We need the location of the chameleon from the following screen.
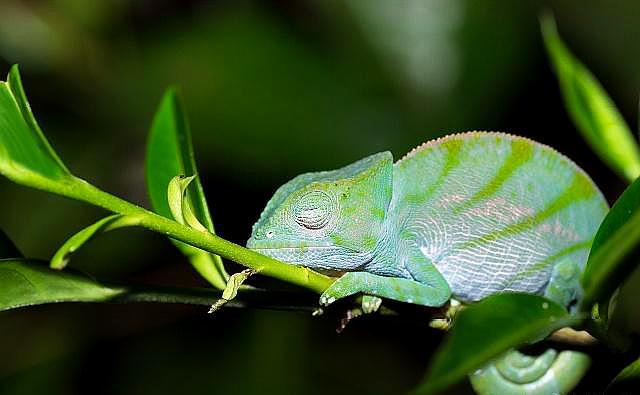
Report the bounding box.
[246,132,608,395]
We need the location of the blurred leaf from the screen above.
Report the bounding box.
[0,259,122,311]
[0,65,72,186]
[607,356,640,394]
[342,0,462,97]
[581,176,640,311]
[0,229,22,258]
[414,293,578,395]
[541,14,640,182]
[50,214,142,270]
[605,263,640,352]
[146,89,227,289]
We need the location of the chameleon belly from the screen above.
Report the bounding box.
[390,132,608,302]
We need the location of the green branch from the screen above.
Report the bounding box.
[0,65,333,295]
[63,177,334,294]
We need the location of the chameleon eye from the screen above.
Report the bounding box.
[292,190,336,230]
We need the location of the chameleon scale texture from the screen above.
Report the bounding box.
[391,132,607,301]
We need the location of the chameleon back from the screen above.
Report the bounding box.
[390,132,608,302]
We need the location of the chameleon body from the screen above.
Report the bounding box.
[247,132,608,395]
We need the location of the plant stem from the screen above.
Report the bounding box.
[107,283,319,312]
[62,177,334,294]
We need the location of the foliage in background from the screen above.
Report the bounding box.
[0,2,640,395]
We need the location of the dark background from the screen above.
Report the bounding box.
[0,1,639,394]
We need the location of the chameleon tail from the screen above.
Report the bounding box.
[468,349,590,395]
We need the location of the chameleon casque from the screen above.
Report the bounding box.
[246,132,608,395]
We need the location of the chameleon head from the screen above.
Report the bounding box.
[247,152,393,271]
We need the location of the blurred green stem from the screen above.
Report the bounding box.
[57,176,333,294]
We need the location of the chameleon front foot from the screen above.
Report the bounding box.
[319,274,358,306]
[320,270,451,308]
[336,308,363,333]
[319,293,337,306]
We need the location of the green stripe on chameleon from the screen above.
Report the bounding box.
[452,138,534,215]
[371,207,385,220]
[402,137,464,206]
[501,240,591,289]
[383,184,392,199]
[460,173,598,249]
[330,234,346,246]
[363,235,377,251]
[399,228,416,242]
[341,205,358,217]
[298,241,309,253]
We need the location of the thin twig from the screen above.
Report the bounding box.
[105,282,320,312]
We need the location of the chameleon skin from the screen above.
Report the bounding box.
[247,132,608,395]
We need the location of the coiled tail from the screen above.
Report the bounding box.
[469,349,590,395]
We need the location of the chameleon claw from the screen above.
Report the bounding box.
[336,308,363,333]
[361,295,382,314]
[319,294,336,306]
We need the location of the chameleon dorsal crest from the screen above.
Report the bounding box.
[248,151,393,271]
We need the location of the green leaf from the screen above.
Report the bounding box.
[0,65,72,185]
[581,176,640,310]
[0,258,321,312]
[607,356,640,394]
[541,14,640,182]
[209,269,255,313]
[167,174,193,223]
[183,197,209,233]
[167,175,209,232]
[50,214,142,270]
[0,229,22,259]
[0,259,123,311]
[145,88,228,289]
[414,293,579,395]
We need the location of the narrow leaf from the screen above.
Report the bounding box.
[145,88,227,288]
[0,65,72,184]
[0,229,22,259]
[541,15,640,182]
[208,269,255,313]
[581,176,640,310]
[414,293,579,395]
[607,356,640,394]
[50,214,142,270]
[0,259,123,311]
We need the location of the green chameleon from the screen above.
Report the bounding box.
[247,132,608,395]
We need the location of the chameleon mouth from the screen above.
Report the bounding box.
[246,239,343,263]
[249,246,339,251]
[246,236,335,250]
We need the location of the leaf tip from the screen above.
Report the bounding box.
[6,64,20,82]
[539,10,557,36]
